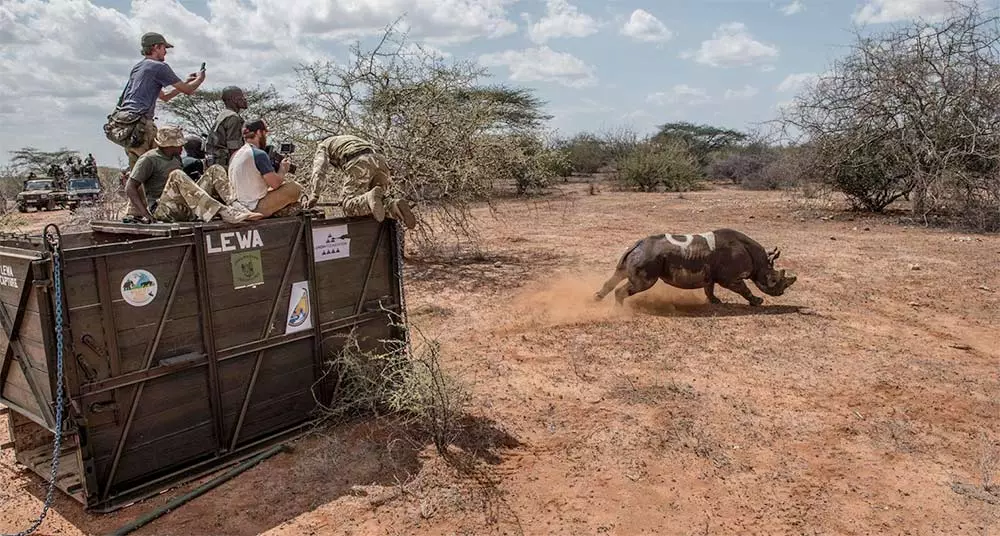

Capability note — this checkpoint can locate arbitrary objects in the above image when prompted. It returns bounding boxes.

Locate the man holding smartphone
[227,118,303,217]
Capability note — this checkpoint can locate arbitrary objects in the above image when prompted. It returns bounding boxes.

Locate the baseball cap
[243,118,268,133]
[141,32,173,49]
[154,125,186,147]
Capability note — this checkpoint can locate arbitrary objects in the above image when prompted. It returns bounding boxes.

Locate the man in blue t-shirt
[115,32,205,217]
[117,32,205,171]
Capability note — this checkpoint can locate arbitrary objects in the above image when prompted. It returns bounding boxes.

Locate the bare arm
[261,164,288,189]
[160,71,205,101]
[125,179,153,220]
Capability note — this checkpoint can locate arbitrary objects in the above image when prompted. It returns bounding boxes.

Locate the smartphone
[200,62,206,72]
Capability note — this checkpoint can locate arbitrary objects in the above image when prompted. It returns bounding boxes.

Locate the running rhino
[594,228,797,306]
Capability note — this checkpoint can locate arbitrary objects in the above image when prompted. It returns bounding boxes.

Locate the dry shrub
[314,309,470,456]
[293,22,553,254]
[615,140,702,192]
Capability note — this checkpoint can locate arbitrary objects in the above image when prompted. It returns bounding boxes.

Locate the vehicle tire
[17,204,25,213]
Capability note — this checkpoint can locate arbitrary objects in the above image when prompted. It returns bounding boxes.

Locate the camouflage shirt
[129,148,182,205]
[206,109,244,165]
[323,135,376,167]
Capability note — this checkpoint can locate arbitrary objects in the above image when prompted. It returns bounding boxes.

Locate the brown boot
[218,203,263,223]
[388,199,417,229]
[366,186,386,222]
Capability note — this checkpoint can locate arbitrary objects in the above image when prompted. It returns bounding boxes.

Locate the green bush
[615,141,702,192]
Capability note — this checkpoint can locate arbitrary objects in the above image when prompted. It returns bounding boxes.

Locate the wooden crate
[0,212,405,512]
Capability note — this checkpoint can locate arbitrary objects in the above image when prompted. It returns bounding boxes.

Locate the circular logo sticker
[120,269,158,307]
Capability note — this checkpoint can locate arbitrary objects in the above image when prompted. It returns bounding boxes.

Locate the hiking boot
[366,186,386,222]
[218,203,263,224]
[388,199,417,229]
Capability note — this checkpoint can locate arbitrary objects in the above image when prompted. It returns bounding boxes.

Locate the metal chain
[4,227,66,536]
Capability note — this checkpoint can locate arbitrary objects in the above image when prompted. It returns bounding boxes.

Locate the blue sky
[2,0,997,170]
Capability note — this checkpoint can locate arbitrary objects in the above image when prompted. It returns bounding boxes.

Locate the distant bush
[564,133,608,174]
[616,141,702,192]
[706,152,774,185]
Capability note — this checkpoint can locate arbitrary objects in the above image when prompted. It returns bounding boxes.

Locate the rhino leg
[720,280,763,306]
[614,273,656,306]
[594,269,627,301]
[704,283,723,304]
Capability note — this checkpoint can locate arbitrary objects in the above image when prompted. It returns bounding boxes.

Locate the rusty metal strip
[100,246,191,501]
[94,257,122,379]
[302,215,326,402]
[0,260,39,397]
[0,300,55,428]
[192,227,226,455]
[354,221,386,316]
[228,220,305,451]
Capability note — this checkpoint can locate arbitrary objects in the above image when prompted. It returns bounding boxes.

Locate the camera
[266,143,297,174]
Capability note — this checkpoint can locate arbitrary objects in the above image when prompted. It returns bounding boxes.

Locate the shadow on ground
[629,299,806,318]
[11,413,522,536]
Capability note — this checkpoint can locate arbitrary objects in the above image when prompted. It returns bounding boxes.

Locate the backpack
[102,80,145,149]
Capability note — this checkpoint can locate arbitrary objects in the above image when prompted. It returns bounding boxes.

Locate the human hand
[279,158,292,173]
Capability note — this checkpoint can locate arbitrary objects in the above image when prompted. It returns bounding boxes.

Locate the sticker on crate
[312,224,350,262]
[231,250,264,289]
[285,281,312,333]
[120,269,157,306]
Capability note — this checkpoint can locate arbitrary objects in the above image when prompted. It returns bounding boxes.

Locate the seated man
[308,134,416,229]
[125,124,261,224]
[227,118,302,217]
[181,135,206,180]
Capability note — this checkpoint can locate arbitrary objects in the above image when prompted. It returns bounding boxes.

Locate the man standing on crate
[205,86,248,168]
[307,134,416,229]
[125,125,261,224]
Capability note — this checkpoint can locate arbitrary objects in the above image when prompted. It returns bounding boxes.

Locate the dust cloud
[492,272,709,334]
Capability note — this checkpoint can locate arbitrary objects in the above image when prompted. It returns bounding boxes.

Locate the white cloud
[524,0,600,44]
[646,84,710,106]
[684,22,779,67]
[853,0,955,24]
[0,0,521,168]
[724,85,759,100]
[780,1,804,15]
[479,47,597,88]
[621,9,672,43]
[777,72,819,92]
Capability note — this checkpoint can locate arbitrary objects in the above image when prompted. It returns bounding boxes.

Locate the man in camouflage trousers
[309,135,416,229]
[125,125,260,224]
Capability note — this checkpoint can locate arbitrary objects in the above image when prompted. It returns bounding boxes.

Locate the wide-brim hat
[155,125,185,147]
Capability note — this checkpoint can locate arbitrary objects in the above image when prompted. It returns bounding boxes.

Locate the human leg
[253,181,303,217]
[124,119,156,217]
[197,164,233,204]
[153,170,262,223]
[342,154,416,228]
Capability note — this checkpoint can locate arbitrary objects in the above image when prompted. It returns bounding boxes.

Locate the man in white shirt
[227,118,302,217]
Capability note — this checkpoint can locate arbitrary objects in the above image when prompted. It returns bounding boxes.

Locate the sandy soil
[2,184,999,535]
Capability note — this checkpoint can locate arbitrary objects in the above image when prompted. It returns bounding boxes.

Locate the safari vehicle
[16,177,65,212]
[0,212,406,514]
[61,176,103,210]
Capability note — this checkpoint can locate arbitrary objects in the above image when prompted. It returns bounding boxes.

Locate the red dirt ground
[2,184,998,535]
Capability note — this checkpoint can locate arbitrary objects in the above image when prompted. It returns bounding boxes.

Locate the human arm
[125,179,154,221]
[252,148,289,189]
[159,64,205,101]
[125,158,155,220]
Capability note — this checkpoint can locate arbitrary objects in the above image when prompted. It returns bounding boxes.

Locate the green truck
[16,177,65,212]
[61,176,103,209]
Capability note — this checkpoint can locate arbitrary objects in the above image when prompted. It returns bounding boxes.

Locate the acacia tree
[293,22,555,251]
[653,122,747,167]
[8,147,79,175]
[779,1,1000,228]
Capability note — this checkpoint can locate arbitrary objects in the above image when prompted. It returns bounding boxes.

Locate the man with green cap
[115,32,205,170]
[110,31,205,217]
[126,124,260,224]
